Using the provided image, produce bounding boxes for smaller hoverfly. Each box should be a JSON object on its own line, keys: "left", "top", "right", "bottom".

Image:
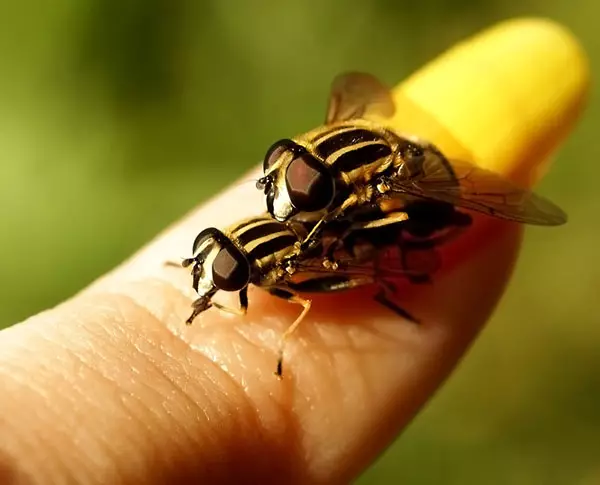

{"left": 178, "top": 210, "right": 460, "bottom": 377}
{"left": 255, "top": 72, "right": 567, "bottom": 254}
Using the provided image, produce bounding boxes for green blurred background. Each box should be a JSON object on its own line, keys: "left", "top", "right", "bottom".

{"left": 0, "top": 0, "right": 597, "bottom": 483}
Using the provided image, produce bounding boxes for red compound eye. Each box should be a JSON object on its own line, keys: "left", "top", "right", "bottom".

{"left": 285, "top": 152, "right": 335, "bottom": 212}
{"left": 212, "top": 244, "right": 250, "bottom": 292}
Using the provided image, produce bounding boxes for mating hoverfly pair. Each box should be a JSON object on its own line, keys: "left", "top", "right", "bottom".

{"left": 178, "top": 72, "right": 567, "bottom": 377}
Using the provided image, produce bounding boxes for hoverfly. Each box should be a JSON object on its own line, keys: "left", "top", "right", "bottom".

{"left": 255, "top": 72, "right": 567, "bottom": 254}
{"left": 178, "top": 209, "right": 464, "bottom": 377}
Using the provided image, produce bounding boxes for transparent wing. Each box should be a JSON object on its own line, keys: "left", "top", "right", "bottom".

{"left": 388, "top": 157, "right": 567, "bottom": 226}
{"left": 293, "top": 244, "right": 440, "bottom": 281}
{"left": 325, "top": 72, "right": 396, "bottom": 124}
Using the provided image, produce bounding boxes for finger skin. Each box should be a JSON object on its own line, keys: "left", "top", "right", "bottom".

{"left": 0, "top": 19, "right": 588, "bottom": 485}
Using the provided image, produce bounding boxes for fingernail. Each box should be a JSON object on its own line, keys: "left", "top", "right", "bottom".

{"left": 389, "top": 18, "right": 590, "bottom": 188}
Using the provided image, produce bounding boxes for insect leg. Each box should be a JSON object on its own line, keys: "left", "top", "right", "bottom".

{"left": 393, "top": 241, "right": 437, "bottom": 285}
{"left": 299, "top": 193, "right": 360, "bottom": 252}
{"left": 322, "top": 210, "right": 410, "bottom": 268}
{"left": 371, "top": 252, "right": 422, "bottom": 322}
{"left": 288, "top": 274, "right": 419, "bottom": 323}
{"left": 339, "top": 210, "right": 410, "bottom": 259}
{"left": 186, "top": 298, "right": 213, "bottom": 325}
{"left": 373, "top": 280, "right": 420, "bottom": 324}
{"left": 285, "top": 275, "right": 372, "bottom": 295}
{"left": 268, "top": 271, "right": 420, "bottom": 376}
{"left": 350, "top": 210, "right": 409, "bottom": 230}
{"left": 267, "top": 288, "right": 312, "bottom": 378}
{"left": 209, "top": 286, "right": 249, "bottom": 317}
{"left": 239, "top": 286, "right": 249, "bottom": 313}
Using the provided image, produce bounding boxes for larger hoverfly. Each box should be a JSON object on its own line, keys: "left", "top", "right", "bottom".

{"left": 178, "top": 209, "right": 466, "bottom": 377}
{"left": 255, "top": 72, "right": 567, "bottom": 253}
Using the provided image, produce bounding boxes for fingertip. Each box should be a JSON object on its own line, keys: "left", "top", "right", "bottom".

{"left": 390, "top": 17, "right": 590, "bottom": 186}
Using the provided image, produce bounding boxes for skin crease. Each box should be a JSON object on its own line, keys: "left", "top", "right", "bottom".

{"left": 0, "top": 18, "right": 587, "bottom": 485}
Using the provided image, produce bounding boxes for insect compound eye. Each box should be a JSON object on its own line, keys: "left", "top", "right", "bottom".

{"left": 212, "top": 243, "right": 251, "bottom": 292}
{"left": 285, "top": 152, "right": 335, "bottom": 212}
{"left": 263, "top": 139, "right": 305, "bottom": 172}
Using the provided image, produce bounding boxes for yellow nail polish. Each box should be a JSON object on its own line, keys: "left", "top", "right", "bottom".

{"left": 388, "top": 18, "right": 590, "bottom": 188}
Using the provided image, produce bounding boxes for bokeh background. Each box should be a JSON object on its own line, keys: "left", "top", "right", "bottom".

{"left": 0, "top": 1, "right": 597, "bottom": 483}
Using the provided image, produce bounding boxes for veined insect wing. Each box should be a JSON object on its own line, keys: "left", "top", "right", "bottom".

{"left": 325, "top": 72, "right": 396, "bottom": 124}
{"left": 292, "top": 236, "right": 440, "bottom": 282}
{"left": 386, "top": 153, "right": 567, "bottom": 226}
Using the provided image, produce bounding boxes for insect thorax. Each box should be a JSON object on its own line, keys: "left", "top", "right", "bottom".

{"left": 226, "top": 216, "right": 304, "bottom": 287}
{"left": 298, "top": 120, "right": 397, "bottom": 186}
